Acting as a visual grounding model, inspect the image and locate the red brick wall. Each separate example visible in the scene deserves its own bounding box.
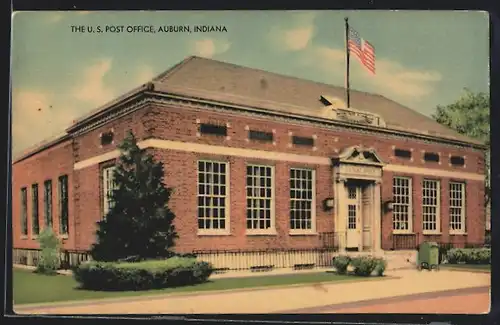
[12,140,75,250]
[12,102,486,252]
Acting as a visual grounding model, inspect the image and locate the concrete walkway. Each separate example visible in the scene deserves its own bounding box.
[15,269,490,315]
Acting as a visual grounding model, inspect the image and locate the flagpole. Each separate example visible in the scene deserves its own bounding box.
[344,17,351,108]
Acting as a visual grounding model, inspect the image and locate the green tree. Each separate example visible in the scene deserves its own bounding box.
[36,228,60,275]
[90,131,178,262]
[432,88,490,204]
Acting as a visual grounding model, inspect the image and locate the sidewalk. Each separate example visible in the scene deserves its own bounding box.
[15,269,490,314]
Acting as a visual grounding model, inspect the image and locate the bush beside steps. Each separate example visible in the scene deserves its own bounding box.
[73,257,214,291]
[332,255,387,277]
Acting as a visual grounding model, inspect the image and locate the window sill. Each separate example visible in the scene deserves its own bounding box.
[58,234,69,240]
[449,232,468,236]
[289,230,318,236]
[20,235,28,240]
[392,231,416,235]
[246,230,277,236]
[423,232,442,236]
[197,230,231,236]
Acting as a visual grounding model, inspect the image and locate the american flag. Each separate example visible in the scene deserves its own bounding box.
[348,27,375,75]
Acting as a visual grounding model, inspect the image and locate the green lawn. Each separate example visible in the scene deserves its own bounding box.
[13,268,377,305]
[441,264,491,272]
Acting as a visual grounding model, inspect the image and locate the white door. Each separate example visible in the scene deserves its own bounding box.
[346,184,362,249]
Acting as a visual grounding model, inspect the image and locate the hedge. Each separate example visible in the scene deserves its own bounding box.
[73,257,214,291]
[445,248,491,265]
[332,255,387,276]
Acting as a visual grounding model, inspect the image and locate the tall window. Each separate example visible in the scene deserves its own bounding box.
[422,179,440,233]
[290,168,315,231]
[197,160,228,231]
[392,177,412,232]
[246,165,274,232]
[450,182,466,233]
[31,184,39,236]
[44,180,53,228]
[58,175,69,235]
[102,166,117,216]
[20,187,28,236]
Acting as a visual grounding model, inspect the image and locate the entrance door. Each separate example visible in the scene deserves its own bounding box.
[345,183,362,249]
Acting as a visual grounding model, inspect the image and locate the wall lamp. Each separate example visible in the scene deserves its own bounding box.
[383,200,394,213]
[323,197,334,211]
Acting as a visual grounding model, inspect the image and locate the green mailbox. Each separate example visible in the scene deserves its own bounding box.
[417,241,440,271]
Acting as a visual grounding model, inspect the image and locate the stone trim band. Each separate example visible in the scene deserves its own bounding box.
[73,138,485,182]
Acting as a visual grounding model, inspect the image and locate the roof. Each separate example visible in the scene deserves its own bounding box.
[15,56,484,163]
[149,56,480,144]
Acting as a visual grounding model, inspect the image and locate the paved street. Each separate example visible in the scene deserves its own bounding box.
[15,269,490,315]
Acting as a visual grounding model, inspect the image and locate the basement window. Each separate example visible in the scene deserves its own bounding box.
[101,131,114,146]
[199,123,227,137]
[292,136,314,147]
[424,152,440,163]
[394,148,412,159]
[450,156,465,166]
[249,130,274,142]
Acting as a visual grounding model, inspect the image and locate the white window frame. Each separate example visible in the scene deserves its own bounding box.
[289,168,316,235]
[392,176,413,234]
[422,179,441,234]
[102,166,117,217]
[449,181,466,234]
[197,160,230,235]
[245,164,276,235]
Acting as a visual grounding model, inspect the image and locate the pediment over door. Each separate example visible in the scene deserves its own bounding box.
[332,145,385,167]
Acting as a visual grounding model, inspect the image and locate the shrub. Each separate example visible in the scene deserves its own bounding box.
[446,248,491,265]
[332,255,351,274]
[373,257,387,276]
[350,256,379,276]
[35,228,60,275]
[73,257,214,291]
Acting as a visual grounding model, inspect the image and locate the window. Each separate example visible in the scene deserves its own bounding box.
[450,156,465,166]
[44,180,53,227]
[101,131,114,146]
[290,168,315,232]
[31,184,39,236]
[392,177,412,232]
[292,136,314,147]
[249,130,274,142]
[424,152,440,163]
[246,165,274,232]
[102,166,117,216]
[197,160,229,232]
[422,179,440,233]
[20,187,28,236]
[449,182,466,233]
[199,123,227,136]
[394,148,412,159]
[58,175,69,235]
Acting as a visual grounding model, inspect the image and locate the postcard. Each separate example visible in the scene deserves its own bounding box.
[10,10,490,315]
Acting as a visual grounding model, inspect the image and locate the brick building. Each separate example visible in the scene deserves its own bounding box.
[12,56,487,269]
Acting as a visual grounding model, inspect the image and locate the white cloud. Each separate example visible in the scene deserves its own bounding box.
[359,58,442,99]
[11,90,79,155]
[72,58,114,106]
[47,13,63,23]
[268,11,317,51]
[300,45,442,102]
[135,65,155,84]
[282,26,314,51]
[192,38,231,58]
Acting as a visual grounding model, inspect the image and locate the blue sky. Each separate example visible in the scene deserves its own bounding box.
[11,10,489,156]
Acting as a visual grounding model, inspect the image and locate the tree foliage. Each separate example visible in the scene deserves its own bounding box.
[432,88,490,204]
[90,131,178,262]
